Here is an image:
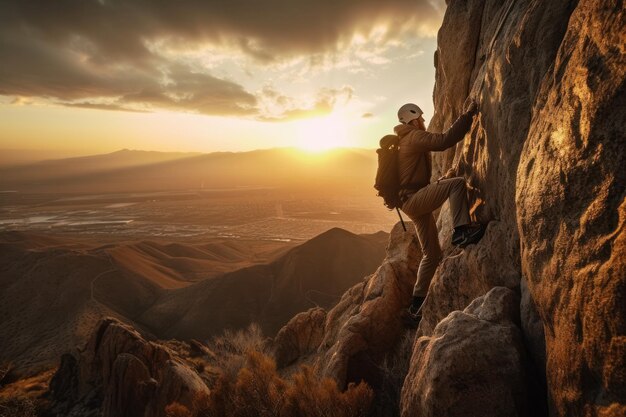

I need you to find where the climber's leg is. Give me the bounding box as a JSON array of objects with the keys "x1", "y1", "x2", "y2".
[
  {"x1": 445, "y1": 177, "x2": 472, "y2": 228},
  {"x1": 411, "y1": 213, "x2": 443, "y2": 297},
  {"x1": 402, "y1": 177, "x2": 471, "y2": 228},
  {"x1": 401, "y1": 177, "x2": 473, "y2": 300}
]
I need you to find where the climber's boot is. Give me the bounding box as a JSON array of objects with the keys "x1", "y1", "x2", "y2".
[
  {"x1": 452, "y1": 223, "x2": 485, "y2": 248},
  {"x1": 407, "y1": 296, "x2": 426, "y2": 322}
]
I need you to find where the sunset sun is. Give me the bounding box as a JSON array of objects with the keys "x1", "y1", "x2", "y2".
[{"x1": 295, "y1": 113, "x2": 350, "y2": 152}]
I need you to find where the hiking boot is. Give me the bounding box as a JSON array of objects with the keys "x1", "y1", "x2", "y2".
[
  {"x1": 407, "y1": 296, "x2": 425, "y2": 322},
  {"x1": 452, "y1": 223, "x2": 486, "y2": 248}
]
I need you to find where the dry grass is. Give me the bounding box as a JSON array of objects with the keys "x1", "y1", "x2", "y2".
[
  {"x1": 167, "y1": 325, "x2": 374, "y2": 417},
  {"x1": 0, "y1": 368, "x2": 54, "y2": 417},
  {"x1": 204, "y1": 323, "x2": 268, "y2": 382}
]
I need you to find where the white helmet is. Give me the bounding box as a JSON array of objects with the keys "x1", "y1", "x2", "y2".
[{"x1": 397, "y1": 103, "x2": 423, "y2": 124}]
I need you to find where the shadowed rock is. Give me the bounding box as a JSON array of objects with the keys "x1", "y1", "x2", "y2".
[
  {"x1": 417, "y1": 220, "x2": 520, "y2": 337},
  {"x1": 49, "y1": 317, "x2": 209, "y2": 417}
]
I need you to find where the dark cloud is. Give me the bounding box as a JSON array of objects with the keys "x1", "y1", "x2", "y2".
[{"x1": 0, "y1": 0, "x2": 443, "y2": 117}]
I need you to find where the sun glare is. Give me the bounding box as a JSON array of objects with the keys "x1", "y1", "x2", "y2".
[{"x1": 295, "y1": 114, "x2": 349, "y2": 152}]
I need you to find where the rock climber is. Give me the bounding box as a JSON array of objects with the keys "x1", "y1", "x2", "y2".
[{"x1": 394, "y1": 100, "x2": 485, "y2": 321}]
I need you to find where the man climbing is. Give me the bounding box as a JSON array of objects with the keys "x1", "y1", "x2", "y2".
[{"x1": 394, "y1": 100, "x2": 485, "y2": 321}]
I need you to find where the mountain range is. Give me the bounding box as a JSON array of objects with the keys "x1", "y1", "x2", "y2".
[{"x1": 0, "y1": 147, "x2": 377, "y2": 194}]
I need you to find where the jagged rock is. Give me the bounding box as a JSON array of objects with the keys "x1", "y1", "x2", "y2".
[
  {"x1": 269, "y1": 222, "x2": 420, "y2": 389},
  {"x1": 313, "y1": 222, "x2": 421, "y2": 388},
  {"x1": 400, "y1": 287, "x2": 529, "y2": 417},
  {"x1": 273, "y1": 307, "x2": 327, "y2": 368},
  {"x1": 50, "y1": 317, "x2": 209, "y2": 417}
]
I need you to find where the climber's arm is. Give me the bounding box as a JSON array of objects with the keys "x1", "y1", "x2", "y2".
[{"x1": 406, "y1": 109, "x2": 476, "y2": 152}]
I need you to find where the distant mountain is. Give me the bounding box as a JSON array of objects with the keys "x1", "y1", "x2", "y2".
[
  {"x1": 138, "y1": 227, "x2": 389, "y2": 338},
  {"x1": 0, "y1": 227, "x2": 387, "y2": 375},
  {"x1": 0, "y1": 149, "x2": 202, "y2": 189},
  {"x1": 0, "y1": 149, "x2": 91, "y2": 167},
  {"x1": 0, "y1": 147, "x2": 377, "y2": 194}
]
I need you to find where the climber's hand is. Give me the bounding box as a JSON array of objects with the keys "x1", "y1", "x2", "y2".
[{"x1": 464, "y1": 97, "x2": 478, "y2": 115}]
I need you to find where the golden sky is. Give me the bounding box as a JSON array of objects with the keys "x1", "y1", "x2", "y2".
[{"x1": 0, "y1": 0, "x2": 444, "y2": 158}]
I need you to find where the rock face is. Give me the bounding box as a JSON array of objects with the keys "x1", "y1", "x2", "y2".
[
  {"x1": 516, "y1": 2, "x2": 625, "y2": 416},
  {"x1": 401, "y1": 287, "x2": 529, "y2": 417},
  {"x1": 403, "y1": 0, "x2": 624, "y2": 416},
  {"x1": 49, "y1": 318, "x2": 209, "y2": 417}
]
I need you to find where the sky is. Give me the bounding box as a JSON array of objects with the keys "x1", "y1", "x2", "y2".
[{"x1": 0, "y1": 0, "x2": 445, "y2": 157}]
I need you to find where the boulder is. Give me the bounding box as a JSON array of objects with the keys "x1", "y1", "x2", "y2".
[
  {"x1": 273, "y1": 307, "x2": 327, "y2": 368},
  {"x1": 400, "y1": 287, "x2": 529, "y2": 417}
]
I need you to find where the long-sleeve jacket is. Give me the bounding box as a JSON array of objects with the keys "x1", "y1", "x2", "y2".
[{"x1": 394, "y1": 109, "x2": 475, "y2": 192}]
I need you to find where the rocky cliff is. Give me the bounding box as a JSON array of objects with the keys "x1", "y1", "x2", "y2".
[{"x1": 421, "y1": 0, "x2": 624, "y2": 416}]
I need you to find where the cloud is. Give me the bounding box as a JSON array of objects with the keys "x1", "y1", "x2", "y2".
[
  {"x1": 0, "y1": 0, "x2": 444, "y2": 118},
  {"x1": 58, "y1": 101, "x2": 147, "y2": 113},
  {"x1": 257, "y1": 85, "x2": 354, "y2": 121},
  {"x1": 10, "y1": 96, "x2": 34, "y2": 106}
]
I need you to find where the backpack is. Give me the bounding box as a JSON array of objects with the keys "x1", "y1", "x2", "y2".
[{"x1": 374, "y1": 134, "x2": 403, "y2": 210}]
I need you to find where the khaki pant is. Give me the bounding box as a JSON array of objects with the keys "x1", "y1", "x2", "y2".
[{"x1": 401, "y1": 177, "x2": 471, "y2": 297}]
